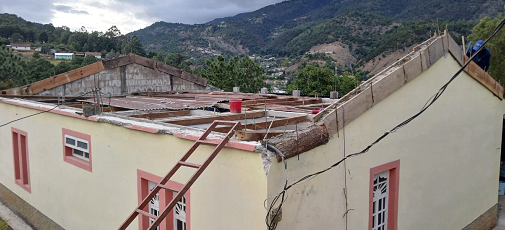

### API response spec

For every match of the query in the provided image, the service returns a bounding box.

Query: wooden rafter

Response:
[130,110,191,120]
[165,111,265,126]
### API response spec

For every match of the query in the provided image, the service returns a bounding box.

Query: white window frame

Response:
[148,181,160,230]
[64,134,90,161]
[372,171,389,230]
[174,192,187,230]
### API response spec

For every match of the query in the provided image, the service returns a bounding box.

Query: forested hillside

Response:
[130,0,500,67]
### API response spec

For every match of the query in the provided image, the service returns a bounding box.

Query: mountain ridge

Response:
[129,0,503,67]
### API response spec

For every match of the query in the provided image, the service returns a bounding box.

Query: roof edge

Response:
[2,53,208,96]
[269,31,504,162]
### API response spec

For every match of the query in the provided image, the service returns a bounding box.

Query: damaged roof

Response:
[1,53,207,96]
[0,32,502,161]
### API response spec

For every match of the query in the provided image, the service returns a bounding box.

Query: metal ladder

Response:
[118,120,241,230]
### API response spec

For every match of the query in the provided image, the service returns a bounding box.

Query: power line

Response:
[265,18,505,230]
[0,89,100,128]
[0,104,59,128]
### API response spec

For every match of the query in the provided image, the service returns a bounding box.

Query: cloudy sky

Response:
[0,0,286,33]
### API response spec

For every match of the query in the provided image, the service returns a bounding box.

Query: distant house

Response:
[54,53,74,60]
[85,52,102,59]
[10,44,31,51]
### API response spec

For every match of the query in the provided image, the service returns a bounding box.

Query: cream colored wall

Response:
[0,105,266,230]
[268,53,502,230]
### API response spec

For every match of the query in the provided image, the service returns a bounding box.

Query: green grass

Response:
[0,217,13,230]
[48,59,66,65]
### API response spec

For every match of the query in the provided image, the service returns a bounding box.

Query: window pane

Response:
[177,220,183,230]
[73,149,84,157]
[77,141,88,149]
[84,152,89,159]
[66,137,75,145]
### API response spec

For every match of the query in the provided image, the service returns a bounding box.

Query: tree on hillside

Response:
[468,13,505,86]
[287,64,359,96]
[23,58,54,84]
[201,55,268,93]
[10,32,23,43]
[38,31,48,43]
[165,53,191,72]
[0,45,25,89]
[122,36,146,56]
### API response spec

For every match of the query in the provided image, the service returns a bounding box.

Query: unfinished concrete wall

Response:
[37,63,207,97]
[267,53,502,229]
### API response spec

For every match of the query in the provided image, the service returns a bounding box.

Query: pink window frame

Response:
[369,160,400,230]
[12,127,31,193]
[137,169,191,230]
[62,128,92,172]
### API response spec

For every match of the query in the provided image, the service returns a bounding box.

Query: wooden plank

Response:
[241,98,296,105]
[154,61,207,86]
[130,110,191,119]
[372,66,405,104]
[403,55,423,83]
[427,37,445,66]
[236,130,294,141]
[29,61,105,95]
[448,34,464,65]
[102,55,134,69]
[134,55,157,69]
[242,115,307,130]
[166,111,265,126]
[463,57,503,99]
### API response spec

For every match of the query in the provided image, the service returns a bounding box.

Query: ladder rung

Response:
[136,209,157,219]
[179,161,201,168]
[158,184,179,192]
[214,120,240,125]
[197,139,219,145]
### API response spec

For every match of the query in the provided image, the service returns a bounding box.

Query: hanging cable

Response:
[0,89,100,128]
[265,18,505,230]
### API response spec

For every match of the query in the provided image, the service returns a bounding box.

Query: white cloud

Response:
[0,0,286,33]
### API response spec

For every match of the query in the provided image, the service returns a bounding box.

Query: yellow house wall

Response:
[0,105,266,230]
[268,54,502,230]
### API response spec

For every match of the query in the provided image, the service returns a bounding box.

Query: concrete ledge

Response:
[0,183,63,230]
[462,203,498,230]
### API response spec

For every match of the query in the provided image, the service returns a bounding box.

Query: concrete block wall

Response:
[37,63,207,97]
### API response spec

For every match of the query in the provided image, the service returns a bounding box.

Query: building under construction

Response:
[0,32,503,230]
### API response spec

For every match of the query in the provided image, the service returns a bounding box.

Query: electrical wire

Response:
[0,104,59,128]
[0,89,100,128]
[265,18,505,230]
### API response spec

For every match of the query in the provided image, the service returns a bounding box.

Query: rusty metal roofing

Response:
[82,96,218,110]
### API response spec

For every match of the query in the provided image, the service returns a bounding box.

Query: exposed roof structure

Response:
[266,31,503,160]
[0,32,502,161]
[2,53,207,96]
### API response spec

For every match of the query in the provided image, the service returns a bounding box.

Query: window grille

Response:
[372,171,389,230]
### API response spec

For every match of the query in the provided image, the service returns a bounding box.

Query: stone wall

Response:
[37,63,207,97]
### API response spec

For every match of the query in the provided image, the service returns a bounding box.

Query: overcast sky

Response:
[0,0,286,33]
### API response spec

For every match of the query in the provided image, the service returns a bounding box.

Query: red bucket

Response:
[229,99,242,113]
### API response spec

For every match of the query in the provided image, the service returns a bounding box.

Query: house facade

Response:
[10,43,31,51]
[85,52,102,59]
[54,53,74,60]
[0,99,267,230]
[266,32,503,230]
[0,33,503,230]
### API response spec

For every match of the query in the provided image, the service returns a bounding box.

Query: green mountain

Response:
[130,0,503,66]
